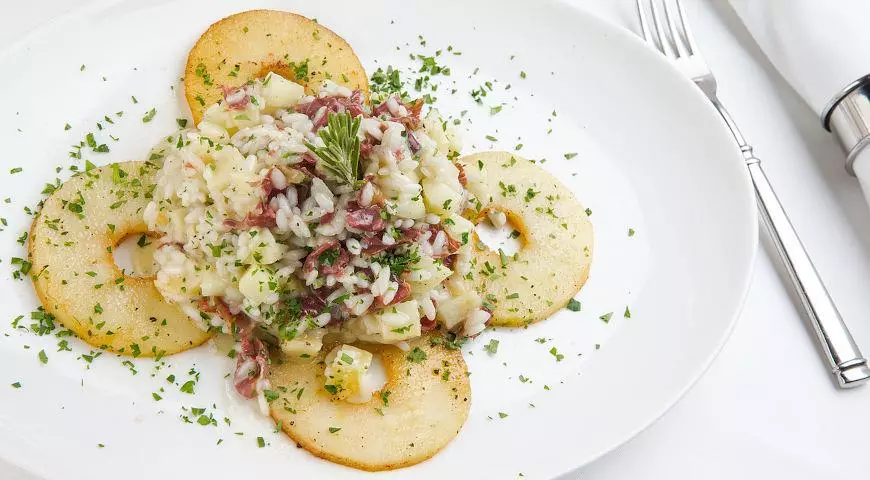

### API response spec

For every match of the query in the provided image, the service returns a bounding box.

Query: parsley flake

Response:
[407,347,428,363]
[566,299,581,312]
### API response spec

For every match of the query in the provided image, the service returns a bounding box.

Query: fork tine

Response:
[635,0,653,44]
[663,0,689,58]
[674,0,698,55]
[649,0,677,58]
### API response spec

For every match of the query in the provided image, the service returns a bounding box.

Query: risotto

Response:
[144,72,489,405]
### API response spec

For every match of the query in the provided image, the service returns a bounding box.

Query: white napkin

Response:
[728,0,870,117]
[729,0,870,207]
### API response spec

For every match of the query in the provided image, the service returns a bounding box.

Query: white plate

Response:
[0,0,756,478]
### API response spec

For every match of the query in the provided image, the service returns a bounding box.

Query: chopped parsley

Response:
[391,324,412,334]
[373,248,420,276]
[563,152,578,160]
[407,347,428,363]
[566,299,582,312]
[318,247,340,265]
[624,306,631,318]
[599,312,613,323]
[549,347,564,362]
[180,380,195,394]
[142,108,157,123]
[483,339,499,355]
[263,389,279,403]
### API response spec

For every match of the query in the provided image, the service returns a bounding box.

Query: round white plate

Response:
[0,0,756,478]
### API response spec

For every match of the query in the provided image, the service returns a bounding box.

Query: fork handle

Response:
[711,99,870,388]
[748,157,870,387]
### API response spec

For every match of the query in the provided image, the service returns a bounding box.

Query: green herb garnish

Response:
[407,347,428,363]
[305,112,361,187]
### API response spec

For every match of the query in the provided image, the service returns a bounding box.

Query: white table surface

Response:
[4,1,870,479]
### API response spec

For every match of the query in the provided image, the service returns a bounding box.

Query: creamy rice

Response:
[144,73,490,403]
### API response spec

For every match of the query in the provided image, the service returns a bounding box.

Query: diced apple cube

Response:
[422,178,462,215]
[262,72,305,108]
[323,344,373,401]
[238,265,280,306]
[280,329,325,363]
[377,300,422,341]
[436,292,481,330]
[408,254,452,295]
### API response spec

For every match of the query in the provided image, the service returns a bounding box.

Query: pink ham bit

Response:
[295,152,327,181]
[407,131,421,153]
[371,96,424,131]
[319,211,335,225]
[197,297,235,325]
[223,202,277,229]
[360,135,376,159]
[403,225,461,258]
[304,240,339,272]
[361,235,392,255]
[233,326,268,399]
[371,101,391,118]
[303,240,349,276]
[300,152,318,167]
[300,285,342,318]
[373,281,411,309]
[321,248,349,276]
[221,85,250,110]
[345,204,387,232]
[260,171,275,198]
[420,316,438,332]
[294,91,367,129]
[300,294,326,317]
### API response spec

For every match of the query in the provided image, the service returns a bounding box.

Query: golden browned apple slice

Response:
[184,9,369,124]
[459,151,594,326]
[268,336,470,471]
[29,161,212,356]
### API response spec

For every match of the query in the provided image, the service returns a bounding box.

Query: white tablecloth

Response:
[4,1,869,479]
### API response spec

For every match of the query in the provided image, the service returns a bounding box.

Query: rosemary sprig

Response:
[305,112,361,187]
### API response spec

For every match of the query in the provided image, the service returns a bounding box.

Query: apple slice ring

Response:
[29,161,213,357]
[268,335,471,471]
[459,151,594,327]
[184,9,370,124]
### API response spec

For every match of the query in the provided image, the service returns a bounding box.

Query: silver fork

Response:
[636,0,870,388]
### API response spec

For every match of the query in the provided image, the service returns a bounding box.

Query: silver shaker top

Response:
[823,73,870,175]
